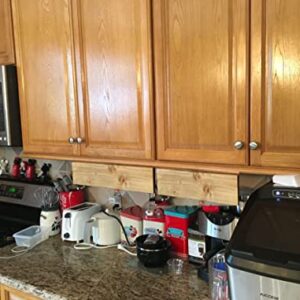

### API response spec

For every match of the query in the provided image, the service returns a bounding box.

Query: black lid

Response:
[136,234,170,250]
[226,183,300,283]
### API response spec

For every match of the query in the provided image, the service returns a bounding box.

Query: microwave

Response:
[0,65,22,146]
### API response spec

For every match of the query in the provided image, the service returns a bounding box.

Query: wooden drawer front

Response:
[72,162,154,193]
[156,169,238,205]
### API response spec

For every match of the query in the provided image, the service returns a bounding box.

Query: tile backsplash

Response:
[0,147,72,178]
[0,147,270,208]
[0,147,159,207]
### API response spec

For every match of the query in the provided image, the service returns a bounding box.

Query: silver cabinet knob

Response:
[68,137,75,144]
[76,137,84,144]
[249,141,259,150]
[233,140,244,150]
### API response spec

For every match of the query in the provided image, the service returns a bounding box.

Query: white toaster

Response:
[61,202,101,242]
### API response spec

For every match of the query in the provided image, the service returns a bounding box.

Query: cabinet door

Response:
[12,0,79,156]
[0,0,15,64]
[73,0,154,160]
[251,0,300,168]
[154,0,249,165]
[1,285,39,300]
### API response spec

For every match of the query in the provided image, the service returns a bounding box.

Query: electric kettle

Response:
[84,211,121,246]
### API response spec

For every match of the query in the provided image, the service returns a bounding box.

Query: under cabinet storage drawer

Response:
[72,162,154,193]
[156,169,238,205]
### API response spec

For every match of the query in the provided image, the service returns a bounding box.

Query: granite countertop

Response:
[0,237,209,300]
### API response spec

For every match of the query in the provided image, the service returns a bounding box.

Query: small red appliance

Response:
[164,206,199,258]
[59,189,85,210]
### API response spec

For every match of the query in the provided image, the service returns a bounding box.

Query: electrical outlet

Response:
[108,192,122,208]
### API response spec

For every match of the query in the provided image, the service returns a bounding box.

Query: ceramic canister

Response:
[40,208,61,237]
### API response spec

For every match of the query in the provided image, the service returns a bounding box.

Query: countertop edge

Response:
[0,275,66,300]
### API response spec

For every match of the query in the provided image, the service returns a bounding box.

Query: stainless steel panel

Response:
[0,180,51,208]
[228,265,300,300]
[0,66,10,145]
[0,65,22,146]
[198,211,238,241]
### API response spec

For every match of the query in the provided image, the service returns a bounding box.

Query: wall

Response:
[0,147,269,207]
[0,147,197,208]
[0,147,72,179]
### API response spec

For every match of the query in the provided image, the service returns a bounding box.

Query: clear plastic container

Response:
[13,225,48,248]
[208,250,230,300]
[167,258,184,275]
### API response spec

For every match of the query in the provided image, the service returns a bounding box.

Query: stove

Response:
[0,177,50,247]
[0,220,24,247]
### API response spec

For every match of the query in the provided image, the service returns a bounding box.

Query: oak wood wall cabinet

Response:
[0,0,15,64]
[154,0,300,169]
[12,0,154,160]
[153,0,249,166]
[11,0,300,172]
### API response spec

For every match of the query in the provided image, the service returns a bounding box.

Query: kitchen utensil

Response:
[34,187,59,210]
[136,234,171,268]
[83,211,120,246]
[13,225,49,248]
[120,206,143,243]
[167,258,184,275]
[46,189,59,209]
[62,175,72,189]
[59,189,85,210]
[56,178,69,192]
